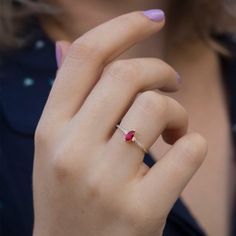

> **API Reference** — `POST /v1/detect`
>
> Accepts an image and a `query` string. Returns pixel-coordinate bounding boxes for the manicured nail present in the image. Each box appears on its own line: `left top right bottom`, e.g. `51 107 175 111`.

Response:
55 42 62 68
143 9 165 22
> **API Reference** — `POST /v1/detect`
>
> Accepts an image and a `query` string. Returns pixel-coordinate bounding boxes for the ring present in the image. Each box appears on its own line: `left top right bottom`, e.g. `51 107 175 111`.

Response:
116 124 148 154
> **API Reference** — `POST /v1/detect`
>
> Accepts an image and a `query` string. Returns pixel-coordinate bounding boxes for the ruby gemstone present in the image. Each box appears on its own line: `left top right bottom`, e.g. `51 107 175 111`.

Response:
125 131 135 142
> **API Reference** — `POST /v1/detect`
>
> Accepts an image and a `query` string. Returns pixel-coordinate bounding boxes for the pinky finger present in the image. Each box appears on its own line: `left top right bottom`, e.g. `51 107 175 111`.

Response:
139 132 207 215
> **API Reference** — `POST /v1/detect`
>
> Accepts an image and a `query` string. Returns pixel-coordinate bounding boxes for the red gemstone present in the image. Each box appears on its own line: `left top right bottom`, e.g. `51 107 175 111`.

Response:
125 130 135 142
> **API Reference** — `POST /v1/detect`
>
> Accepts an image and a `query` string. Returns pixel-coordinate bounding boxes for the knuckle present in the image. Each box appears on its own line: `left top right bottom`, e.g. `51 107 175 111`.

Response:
180 133 208 167
69 38 101 61
106 60 139 84
136 91 167 115
51 147 74 178
51 141 90 181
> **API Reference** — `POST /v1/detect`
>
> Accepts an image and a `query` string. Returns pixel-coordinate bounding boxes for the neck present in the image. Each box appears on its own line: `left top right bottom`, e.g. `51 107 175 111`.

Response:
41 0 167 58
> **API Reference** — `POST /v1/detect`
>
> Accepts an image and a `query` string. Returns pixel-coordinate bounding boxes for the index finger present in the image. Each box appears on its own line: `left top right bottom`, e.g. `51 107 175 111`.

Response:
42 10 166 123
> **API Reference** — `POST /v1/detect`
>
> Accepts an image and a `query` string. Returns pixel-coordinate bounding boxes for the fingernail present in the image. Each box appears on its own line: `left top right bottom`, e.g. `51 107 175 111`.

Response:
143 9 165 22
55 42 62 68
176 73 181 84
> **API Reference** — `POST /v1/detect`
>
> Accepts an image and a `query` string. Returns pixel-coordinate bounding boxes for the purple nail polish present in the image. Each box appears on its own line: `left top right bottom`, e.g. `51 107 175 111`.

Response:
55 42 62 68
176 73 181 84
143 9 165 22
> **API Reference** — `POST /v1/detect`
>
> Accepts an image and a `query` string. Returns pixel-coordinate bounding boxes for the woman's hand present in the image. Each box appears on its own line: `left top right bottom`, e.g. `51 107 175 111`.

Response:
33 10 207 236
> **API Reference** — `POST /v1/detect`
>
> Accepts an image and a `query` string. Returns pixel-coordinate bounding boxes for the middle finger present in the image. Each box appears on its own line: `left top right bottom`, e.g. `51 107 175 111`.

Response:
69 58 180 140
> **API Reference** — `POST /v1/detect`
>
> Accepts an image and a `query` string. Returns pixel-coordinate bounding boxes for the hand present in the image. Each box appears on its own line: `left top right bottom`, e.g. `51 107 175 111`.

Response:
33 10 207 236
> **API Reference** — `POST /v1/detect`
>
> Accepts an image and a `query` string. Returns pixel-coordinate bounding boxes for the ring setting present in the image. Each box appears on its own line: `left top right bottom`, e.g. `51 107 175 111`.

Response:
116 124 148 154
124 130 136 142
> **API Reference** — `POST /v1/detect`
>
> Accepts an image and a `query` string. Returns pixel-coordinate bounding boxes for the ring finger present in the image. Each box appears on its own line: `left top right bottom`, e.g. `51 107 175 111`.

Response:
106 91 188 179
68 58 180 142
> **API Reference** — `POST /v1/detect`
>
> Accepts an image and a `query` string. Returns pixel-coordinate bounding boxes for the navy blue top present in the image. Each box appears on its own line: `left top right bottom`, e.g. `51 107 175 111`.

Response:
0 27 236 236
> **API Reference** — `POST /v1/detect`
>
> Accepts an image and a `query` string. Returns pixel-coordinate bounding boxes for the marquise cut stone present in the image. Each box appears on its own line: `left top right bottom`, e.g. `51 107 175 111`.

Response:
125 131 135 142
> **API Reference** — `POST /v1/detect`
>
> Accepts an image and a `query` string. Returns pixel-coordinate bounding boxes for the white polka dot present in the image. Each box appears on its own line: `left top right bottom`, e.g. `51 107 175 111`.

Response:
35 40 45 50
23 77 35 87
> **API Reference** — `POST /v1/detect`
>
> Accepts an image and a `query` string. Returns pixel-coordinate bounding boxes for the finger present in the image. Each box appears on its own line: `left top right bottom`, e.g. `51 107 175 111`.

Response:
139 133 207 215
42 10 165 123
60 41 71 64
69 58 180 141
56 41 71 68
105 91 188 180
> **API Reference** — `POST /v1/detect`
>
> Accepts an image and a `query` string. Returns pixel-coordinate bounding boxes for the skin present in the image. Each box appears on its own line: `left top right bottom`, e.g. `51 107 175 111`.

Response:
33 0 233 235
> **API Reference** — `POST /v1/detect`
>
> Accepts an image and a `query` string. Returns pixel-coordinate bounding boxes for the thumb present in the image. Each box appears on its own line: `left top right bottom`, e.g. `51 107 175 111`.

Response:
55 40 71 68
